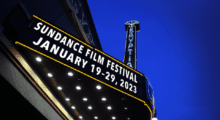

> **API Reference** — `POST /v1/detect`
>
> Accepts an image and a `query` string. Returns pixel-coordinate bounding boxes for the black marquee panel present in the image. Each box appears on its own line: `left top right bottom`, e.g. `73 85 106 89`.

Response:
15 15 148 103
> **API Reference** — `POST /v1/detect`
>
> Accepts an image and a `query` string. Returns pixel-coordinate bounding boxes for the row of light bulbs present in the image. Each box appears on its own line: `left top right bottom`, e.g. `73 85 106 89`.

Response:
36 56 119 119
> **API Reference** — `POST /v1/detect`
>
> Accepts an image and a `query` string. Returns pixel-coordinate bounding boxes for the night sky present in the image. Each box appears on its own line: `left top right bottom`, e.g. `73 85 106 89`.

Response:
87 0 220 120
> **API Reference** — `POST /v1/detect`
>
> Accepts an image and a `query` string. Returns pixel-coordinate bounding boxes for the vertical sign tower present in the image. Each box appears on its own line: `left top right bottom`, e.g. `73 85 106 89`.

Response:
124 20 140 70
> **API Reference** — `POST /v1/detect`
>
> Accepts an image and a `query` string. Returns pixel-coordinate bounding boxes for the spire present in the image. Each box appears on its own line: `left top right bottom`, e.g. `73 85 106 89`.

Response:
123 20 140 69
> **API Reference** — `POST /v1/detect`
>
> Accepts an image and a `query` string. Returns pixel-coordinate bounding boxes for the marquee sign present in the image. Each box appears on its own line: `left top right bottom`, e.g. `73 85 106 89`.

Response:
124 20 139 70
15 15 147 101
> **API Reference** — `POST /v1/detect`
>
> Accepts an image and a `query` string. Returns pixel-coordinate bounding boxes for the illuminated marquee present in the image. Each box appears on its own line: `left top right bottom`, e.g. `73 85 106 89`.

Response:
15 15 147 101
127 26 134 68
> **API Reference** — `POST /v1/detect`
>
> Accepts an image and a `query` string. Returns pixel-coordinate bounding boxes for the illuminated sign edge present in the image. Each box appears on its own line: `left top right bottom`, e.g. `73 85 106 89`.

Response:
15 41 152 119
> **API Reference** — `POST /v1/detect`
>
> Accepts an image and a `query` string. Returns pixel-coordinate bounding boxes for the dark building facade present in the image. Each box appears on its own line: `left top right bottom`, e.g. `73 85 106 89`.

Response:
0 0 154 119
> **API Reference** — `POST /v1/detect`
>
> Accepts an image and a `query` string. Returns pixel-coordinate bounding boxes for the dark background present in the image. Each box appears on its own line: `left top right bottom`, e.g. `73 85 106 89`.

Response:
87 0 220 120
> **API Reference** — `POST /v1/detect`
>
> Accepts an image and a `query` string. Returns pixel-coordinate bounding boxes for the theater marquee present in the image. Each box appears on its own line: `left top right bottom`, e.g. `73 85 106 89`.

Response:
15 15 147 102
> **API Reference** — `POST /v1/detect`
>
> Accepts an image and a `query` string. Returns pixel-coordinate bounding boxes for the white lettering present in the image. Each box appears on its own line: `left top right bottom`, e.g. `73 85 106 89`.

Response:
40 25 49 34
115 64 119 73
74 56 81 66
34 22 43 31
106 60 111 68
66 53 74 63
111 62 115 71
90 51 94 59
85 48 91 57
66 39 74 48
126 70 130 78
93 52 97 61
54 32 62 41
59 48 68 58
97 55 105 65
33 37 43 46
78 45 84 54
40 40 50 51
118 66 123 75
47 29 56 38
129 37 133 42
134 74 137 83
129 72 133 81
123 68 125 76
128 49 133 55
128 43 133 49
60 36 67 45
49 44 60 55
82 59 88 68
73 42 79 51
129 33 133 37
127 62 133 68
